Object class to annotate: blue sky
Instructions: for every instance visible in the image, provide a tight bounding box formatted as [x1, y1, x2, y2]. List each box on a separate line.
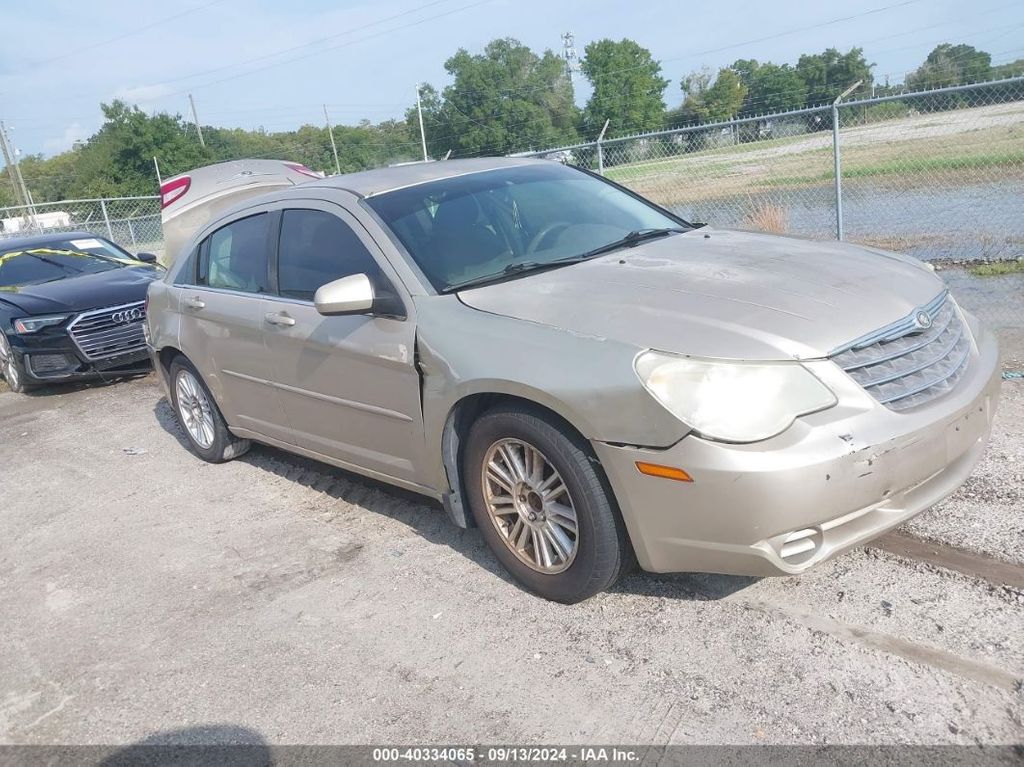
[1, 0, 1022, 159]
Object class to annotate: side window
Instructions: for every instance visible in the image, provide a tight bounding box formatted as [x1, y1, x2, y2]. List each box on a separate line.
[277, 209, 381, 301]
[197, 213, 270, 294]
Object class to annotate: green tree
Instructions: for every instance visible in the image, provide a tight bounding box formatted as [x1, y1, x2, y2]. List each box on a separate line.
[580, 39, 669, 136]
[795, 47, 873, 105]
[991, 58, 1024, 79]
[412, 38, 579, 157]
[680, 67, 748, 122]
[70, 100, 210, 197]
[906, 44, 992, 90]
[730, 59, 807, 115]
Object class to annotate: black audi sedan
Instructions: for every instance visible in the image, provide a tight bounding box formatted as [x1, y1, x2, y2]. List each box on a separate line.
[0, 231, 164, 393]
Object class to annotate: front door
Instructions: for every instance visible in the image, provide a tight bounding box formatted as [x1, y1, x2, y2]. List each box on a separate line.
[176, 211, 289, 442]
[260, 204, 424, 486]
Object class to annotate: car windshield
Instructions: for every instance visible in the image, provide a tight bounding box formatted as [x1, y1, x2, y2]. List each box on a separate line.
[43, 236, 137, 262]
[365, 163, 688, 292]
[0, 248, 128, 288]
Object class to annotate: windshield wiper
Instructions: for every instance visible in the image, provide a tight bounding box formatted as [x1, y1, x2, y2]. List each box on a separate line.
[440, 256, 588, 294]
[77, 251, 129, 267]
[438, 228, 687, 294]
[24, 252, 84, 273]
[577, 227, 686, 259]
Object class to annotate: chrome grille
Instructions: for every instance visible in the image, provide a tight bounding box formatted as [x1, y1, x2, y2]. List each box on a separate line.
[67, 301, 147, 361]
[830, 292, 971, 412]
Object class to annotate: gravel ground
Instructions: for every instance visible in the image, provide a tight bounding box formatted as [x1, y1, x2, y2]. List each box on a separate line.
[0, 374, 1022, 747]
[905, 378, 1024, 565]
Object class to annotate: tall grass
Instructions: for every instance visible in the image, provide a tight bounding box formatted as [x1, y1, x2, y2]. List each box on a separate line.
[743, 202, 789, 233]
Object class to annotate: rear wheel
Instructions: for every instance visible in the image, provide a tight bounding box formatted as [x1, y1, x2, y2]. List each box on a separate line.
[0, 332, 32, 394]
[463, 404, 631, 603]
[168, 357, 250, 463]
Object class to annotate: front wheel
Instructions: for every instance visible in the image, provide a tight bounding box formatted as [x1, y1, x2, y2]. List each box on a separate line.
[463, 405, 632, 603]
[168, 357, 250, 463]
[0, 332, 32, 394]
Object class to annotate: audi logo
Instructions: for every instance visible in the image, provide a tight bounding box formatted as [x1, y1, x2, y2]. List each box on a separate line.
[111, 308, 144, 324]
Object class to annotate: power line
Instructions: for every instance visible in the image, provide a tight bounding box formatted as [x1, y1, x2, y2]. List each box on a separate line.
[157, 0, 456, 87]
[27, 0, 233, 69]
[162, 0, 498, 97]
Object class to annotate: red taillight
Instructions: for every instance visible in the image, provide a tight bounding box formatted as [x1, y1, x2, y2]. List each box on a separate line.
[283, 162, 321, 179]
[160, 176, 191, 209]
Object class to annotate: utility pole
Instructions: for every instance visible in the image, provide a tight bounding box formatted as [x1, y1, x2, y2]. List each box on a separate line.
[1, 122, 34, 217]
[153, 156, 162, 186]
[0, 122, 24, 207]
[188, 94, 205, 148]
[415, 84, 428, 162]
[561, 32, 580, 81]
[323, 104, 341, 176]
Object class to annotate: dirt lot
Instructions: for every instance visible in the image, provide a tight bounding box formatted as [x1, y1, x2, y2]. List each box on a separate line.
[1, 372, 1022, 747]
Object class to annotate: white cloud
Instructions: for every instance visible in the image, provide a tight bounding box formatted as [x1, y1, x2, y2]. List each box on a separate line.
[42, 122, 90, 154]
[110, 83, 172, 105]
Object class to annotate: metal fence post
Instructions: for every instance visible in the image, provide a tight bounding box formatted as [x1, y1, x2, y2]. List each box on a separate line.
[128, 219, 137, 249]
[99, 198, 114, 239]
[596, 119, 610, 176]
[831, 80, 863, 242]
[831, 103, 842, 241]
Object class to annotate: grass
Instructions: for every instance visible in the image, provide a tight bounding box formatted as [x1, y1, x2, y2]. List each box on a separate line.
[968, 260, 1024, 277]
[762, 152, 1024, 188]
[599, 112, 1024, 206]
[743, 202, 788, 233]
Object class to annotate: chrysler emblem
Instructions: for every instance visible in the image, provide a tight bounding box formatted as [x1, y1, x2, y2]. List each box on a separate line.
[914, 310, 932, 330]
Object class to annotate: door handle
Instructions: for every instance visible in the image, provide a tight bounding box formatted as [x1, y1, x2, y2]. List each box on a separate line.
[265, 312, 296, 327]
[184, 296, 205, 310]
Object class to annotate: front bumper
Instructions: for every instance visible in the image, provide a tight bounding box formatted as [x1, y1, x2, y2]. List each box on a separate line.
[8, 329, 150, 384]
[594, 322, 1002, 576]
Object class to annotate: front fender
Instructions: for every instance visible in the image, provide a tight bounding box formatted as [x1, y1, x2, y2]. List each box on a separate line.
[414, 296, 689, 490]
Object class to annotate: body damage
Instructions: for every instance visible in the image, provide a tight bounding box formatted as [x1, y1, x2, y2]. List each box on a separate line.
[413, 295, 691, 520]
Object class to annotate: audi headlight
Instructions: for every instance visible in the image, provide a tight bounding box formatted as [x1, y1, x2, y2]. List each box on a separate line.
[634, 351, 837, 443]
[13, 315, 68, 334]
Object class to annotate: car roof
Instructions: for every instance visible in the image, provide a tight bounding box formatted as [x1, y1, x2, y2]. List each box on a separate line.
[300, 157, 548, 198]
[0, 231, 110, 251]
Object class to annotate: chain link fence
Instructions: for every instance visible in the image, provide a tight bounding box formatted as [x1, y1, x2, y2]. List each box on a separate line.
[0, 196, 163, 258]
[516, 78, 1024, 338]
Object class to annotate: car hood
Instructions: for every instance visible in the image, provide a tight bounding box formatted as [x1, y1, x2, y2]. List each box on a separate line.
[457, 228, 947, 361]
[0, 265, 162, 316]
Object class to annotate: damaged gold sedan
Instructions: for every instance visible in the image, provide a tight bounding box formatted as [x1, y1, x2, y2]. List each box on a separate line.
[146, 158, 1001, 602]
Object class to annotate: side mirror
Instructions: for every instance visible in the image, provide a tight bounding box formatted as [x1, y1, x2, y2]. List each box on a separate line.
[314, 273, 375, 316]
[136, 252, 158, 263]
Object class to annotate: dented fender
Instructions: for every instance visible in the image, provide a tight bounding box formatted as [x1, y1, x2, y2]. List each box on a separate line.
[413, 296, 690, 492]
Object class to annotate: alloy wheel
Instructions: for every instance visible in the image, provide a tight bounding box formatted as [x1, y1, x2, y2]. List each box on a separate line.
[0, 334, 19, 390]
[175, 369, 216, 449]
[481, 438, 579, 574]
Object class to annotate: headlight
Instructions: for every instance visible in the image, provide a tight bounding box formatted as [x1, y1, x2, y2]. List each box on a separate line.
[13, 315, 68, 333]
[634, 351, 837, 443]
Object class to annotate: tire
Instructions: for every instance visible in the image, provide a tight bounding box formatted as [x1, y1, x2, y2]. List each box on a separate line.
[463, 404, 632, 603]
[168, 356, 250, 463]
[0, 332, 33, 394]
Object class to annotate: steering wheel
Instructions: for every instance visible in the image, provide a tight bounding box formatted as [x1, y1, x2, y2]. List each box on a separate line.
[526, 221, 571, 254]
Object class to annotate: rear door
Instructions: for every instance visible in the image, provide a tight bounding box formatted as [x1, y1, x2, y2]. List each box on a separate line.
[260, 202, 424, 486]
[176, 211, 290, 441]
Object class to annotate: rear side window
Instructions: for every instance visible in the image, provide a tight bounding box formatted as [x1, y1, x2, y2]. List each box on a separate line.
[276, 209, 381, 301]
[197, 213, 270, 294]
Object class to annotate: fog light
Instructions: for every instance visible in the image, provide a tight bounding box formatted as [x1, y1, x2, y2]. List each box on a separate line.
[27, 354, 75, 375]
[779, 528, 822, 563]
